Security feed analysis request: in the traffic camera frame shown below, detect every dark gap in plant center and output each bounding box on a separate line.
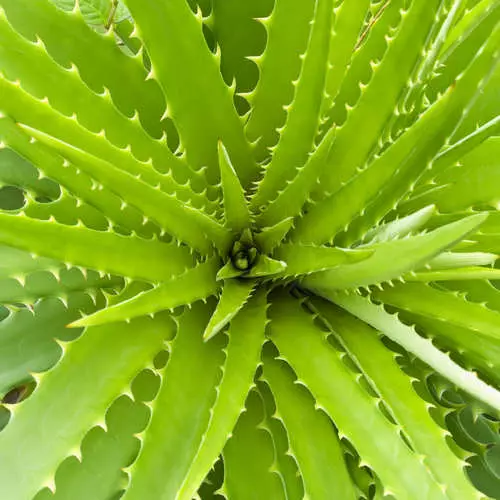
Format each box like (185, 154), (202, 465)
(230, 240), (258, 272)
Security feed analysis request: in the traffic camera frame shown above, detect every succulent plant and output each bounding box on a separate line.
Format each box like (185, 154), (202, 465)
(0, 0), (499, 498)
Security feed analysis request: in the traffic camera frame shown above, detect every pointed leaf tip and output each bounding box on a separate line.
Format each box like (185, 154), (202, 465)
(203, 279), (255, 341)
(254, 217), (295, 254)
(246, 255), (287, 278)
(218, 141), (251, 232)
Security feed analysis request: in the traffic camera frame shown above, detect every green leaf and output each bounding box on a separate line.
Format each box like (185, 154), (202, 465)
(256, 380), (304, 500)
(250, 0), (333, 210)
(0, 0), (193, 159)
(244, 0), (316, 161)
(439, 0), (499, 58)
(0, 117), (163, 237)
(0, 212), (195, 282)
(70, 258), (220, 328)
(442, 279), (500, 311)
(122, 303), (226, 500)
(209, 0), (271, 112)
(371, 282), (500, 343)
(291, 23), (500, 246)
(22, 126), (229, 254)
(381, 0), (468, 147)
(223, 389), (286, 500)
(0, 293), (97, 398)
(303, 213), (488, 290)
(322, 0), (403, 135)
(203, 278), (256, 341)
(273, 243), (373, 277)
(313, 298), (480, 499)
(0, 12), (202, 201)
(268, 291), (450, 500)
(178, 290), (267, 499)
(326, 290), (500, 412)
(317, 0), (443, 197)
(399, 312), (500, 388)
(406, 137), (500, 215)
(246, 255), (287, 279)
(361, 205), (437, 245)
(406, 267), (500, 282)
(256, 125), (336, 228)
(0, 313), (173, 500)
(0, 245), (59, 279)
(318, 0), (371, 130)
(424, 251), (498, 270)
(34, 393), (151, 500)
(253, 217), (294, 254)
(218, 142), (250, 233)
(0, 148), (59, 199)
(262, 348), (356, 500)
(0, 97), (209, 216)
(0, 267), (120, 306)
(416, 115), (500, 189)
(123, 0), (257, 186)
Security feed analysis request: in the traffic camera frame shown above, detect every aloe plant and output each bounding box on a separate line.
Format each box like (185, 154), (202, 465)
(0, 0), (499, 498)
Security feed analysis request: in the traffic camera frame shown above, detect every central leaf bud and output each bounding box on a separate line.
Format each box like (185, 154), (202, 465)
(230, 241), (258, 271)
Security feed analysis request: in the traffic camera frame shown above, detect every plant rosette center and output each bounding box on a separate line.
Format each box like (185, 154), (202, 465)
(216, 228), (287, 281)
(230, 241), (258, 272)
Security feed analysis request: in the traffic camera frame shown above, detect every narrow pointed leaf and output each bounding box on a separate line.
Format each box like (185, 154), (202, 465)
(268, 292), (450, 500)
(0, 12), (188, 185)
(0, 77), (206, 212)
(313, 298), (481, 499)
(304, 213), (488, 290)
(203, 278), (256, 341)
(71, 258), (220, 328)
(424, 251), (498, 270)
(0, 212), (195, 282)
(223, 389), (286, 500)
(362, 206), (437, 245)
(0, 0), (173, 141)
(123, 0), (257, 186)
(327, 291), (500, 412)
(318, 0), (371, 127)
(254, 217), (294, 254)
(23, 126), (229, 254)
(0, 117), (163, 238)
(274, 243), (373, 277)
(418, 115), (500, 187)
(178, 290), (267, 499)
(122, 304), (226, 500)
(257, 380), (305, 500)
(246, 255), (287, 278)
(317, 0), (443, 196)
(0, 313), (174, 500)
(245, 0), (316, 161)
(262, 352), (357, 500)
(251, 0), (333, 209)
(291, 24), (500, 245)
(218, 142), (250, 232)
(256, 125), (336, 228)
(371, 282), (500, 342)
(0, 294), (97, 397)
(406, 267), (500, 282)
